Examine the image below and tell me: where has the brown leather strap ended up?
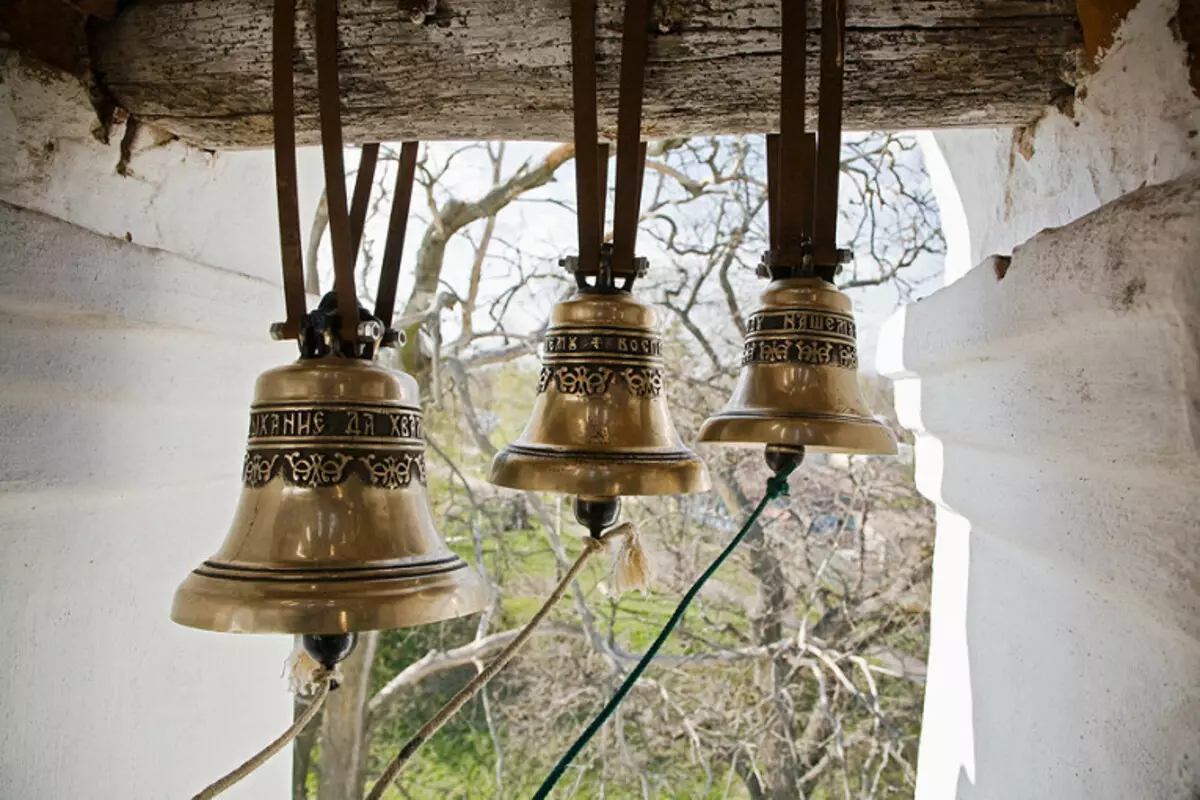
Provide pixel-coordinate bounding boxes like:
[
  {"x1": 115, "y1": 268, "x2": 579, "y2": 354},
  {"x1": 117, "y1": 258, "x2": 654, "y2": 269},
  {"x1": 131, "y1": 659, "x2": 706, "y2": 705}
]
[
  {"x1": 634, "y1": 140, "x2": 647, "y2": 217},
  {"x1": 272, "y1": 0, "x2": 306, "y2": 339},
  {"x1": 570, "y1": 0, "x2": 601, "y2": 275},
  {"x1": 314, "y1": 0, "x2": 358, "y2": 343},
  {"x1": 799, "y1": 131, "x2": 816, "y2": 238},
  {"x1": 374, "y1": 141, "x2": 420, "y2": 329},
  {"x1": 813, "y1": 0, "x2": 847, "y2": 267},
  {"x1": 349, "y1": 143, "x2": 381, "y2": 260},
  {"x1": 766, "y1": 133, "x2": 780, "y2": 251},
  {"x1": 610, "y1": 0, "x2": 651, "y2": 276},
  {"x1": 597, "y1": 143, "x2": 610, "y2": 235},
  {"x1": 776, "y1": 0, "x2": 807, "y2": 259}
]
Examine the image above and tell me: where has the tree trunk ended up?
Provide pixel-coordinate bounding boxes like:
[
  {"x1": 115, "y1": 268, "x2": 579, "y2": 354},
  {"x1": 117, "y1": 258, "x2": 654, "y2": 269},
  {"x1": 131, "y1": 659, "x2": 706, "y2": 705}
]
[
  {"x1": 292, "y1": 692, "x2": 324, "y2": 800},
  {"x1": 317, "y1": 632, "x2": 380, "y2": 800}
]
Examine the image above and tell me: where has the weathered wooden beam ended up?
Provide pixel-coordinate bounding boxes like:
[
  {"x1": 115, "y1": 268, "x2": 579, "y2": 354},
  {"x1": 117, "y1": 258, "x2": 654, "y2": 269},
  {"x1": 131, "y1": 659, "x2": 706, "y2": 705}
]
[{"x1": 90, "y1": 0, "x2": 1080, "y2": 148}]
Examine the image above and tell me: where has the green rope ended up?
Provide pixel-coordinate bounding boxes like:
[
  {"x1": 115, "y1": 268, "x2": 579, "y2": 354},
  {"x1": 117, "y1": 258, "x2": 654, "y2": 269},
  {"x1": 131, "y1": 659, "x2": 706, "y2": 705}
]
[{"x1": 532, "y1": 464, "x2": 797, "y2": 799}]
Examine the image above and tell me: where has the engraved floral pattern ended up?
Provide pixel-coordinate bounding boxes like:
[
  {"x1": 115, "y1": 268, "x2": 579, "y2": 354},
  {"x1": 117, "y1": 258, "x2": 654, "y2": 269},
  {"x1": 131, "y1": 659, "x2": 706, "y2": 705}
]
[
  {"x1": 243, "y1": 453, "x2": 279, "y2": 487},
  {"x1": 241, "y1": 449, "x2": 427, "y2": 488},
  {"x1": 622, "y1": 367, "x2": 664, "y2": 397},
  {"x1": 359, "y1": 453, "x2": 427, "y2": 489},
  {"x1": 537, "y1": 365, "x2": 665, "y2": 397},
  {"x1": 742, "y1": 338, "x2": 858, "y2": 369},
  {"x1": 283, "y1": 452, "x2": 352, "y2": 488}
]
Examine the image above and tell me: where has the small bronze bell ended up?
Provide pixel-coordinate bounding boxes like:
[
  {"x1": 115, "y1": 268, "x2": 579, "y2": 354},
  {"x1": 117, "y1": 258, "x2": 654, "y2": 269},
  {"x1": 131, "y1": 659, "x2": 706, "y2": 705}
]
[
  {"x1": 699, "y1": 275, "x2": 897, "y2": 455},
  {"x1": 172, "y1": 313, "x2": 488, "y2": 635},
  {"x1": 490, "y1": 265, "x2": 709, "y2": 499}
]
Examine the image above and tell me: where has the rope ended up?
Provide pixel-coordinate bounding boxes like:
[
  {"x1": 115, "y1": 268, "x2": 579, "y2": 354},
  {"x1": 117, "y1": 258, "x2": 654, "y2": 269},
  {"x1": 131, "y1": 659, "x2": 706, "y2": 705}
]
[
  {"x1": 532, "y1": 465, "x2": 798, "y2": 799},
  {"x1": 191, "y1": 671, "x2": 335, "y2": 800},
  {"x1": 365, "y1": 524, "x2": 635, "y2": 800}
]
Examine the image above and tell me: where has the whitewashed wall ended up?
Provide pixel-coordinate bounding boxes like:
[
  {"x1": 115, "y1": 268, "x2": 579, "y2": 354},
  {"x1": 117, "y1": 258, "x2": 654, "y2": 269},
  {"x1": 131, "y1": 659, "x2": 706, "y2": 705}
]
[
  {"x1": 930, "y1": 0, "x2": 1200, "y2": 272},
  {"x1": 885, "y1": 1, "x2": 1200, "y2": 797},
  {"x1": 0, "y1": 51, "x2": 322, "y2": 798}
]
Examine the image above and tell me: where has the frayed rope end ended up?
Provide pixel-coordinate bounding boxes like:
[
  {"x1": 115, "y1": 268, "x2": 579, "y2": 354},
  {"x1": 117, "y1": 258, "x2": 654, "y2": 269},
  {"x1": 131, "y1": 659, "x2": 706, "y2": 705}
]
[
  {"x1": 284, "y1": 641, "x2": 343, "y2": 696},
  {"x1": 606, "y1": 522, "x2": 654, "y2": 594}
]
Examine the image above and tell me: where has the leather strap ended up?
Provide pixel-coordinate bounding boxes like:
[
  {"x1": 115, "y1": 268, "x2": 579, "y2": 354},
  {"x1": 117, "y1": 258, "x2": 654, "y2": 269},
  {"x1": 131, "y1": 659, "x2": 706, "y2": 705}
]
[
  {"x1": 776, "y1": 0, "x2": 808, "y2": 259},
  {"x1": 314, "y1": 0, "x2": 359, "y2": 343},
  {"x1": 597, "y1": 142, "x2": 610, "y2": 235},
  {"x1": 766, "y1": 133, "x2": 780, "y2": 251},
  {"x1": 570, "y1": 0, "x2": 601, "y2": 275},
  {"x1": 610, "y1": 0, "x2": 650, "y2": 277},
  {"x1": 374, "y1": 142, "x2": 420, "y2": 329},
  {"x1": 349, "y1": 143, "x2": 381, "y2": 259},
  {"x1": 813, "y1": 0, "x2": 847, "y2": 268},
  {"x1": 272, "y1": 0, "x2": 306, "y2": 339}
]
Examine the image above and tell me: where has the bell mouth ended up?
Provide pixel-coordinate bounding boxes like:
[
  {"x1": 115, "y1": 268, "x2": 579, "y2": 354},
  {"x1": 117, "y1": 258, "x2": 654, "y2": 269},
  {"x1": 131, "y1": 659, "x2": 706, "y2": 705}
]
[
  {"x1": 698, "y1": 411, "x2": 898, "y2": 456},
  {"x1": 170, "y1": 555, "x2": 489, "y2": 634},
  {"x1": 489, "y1": 445, "x2": 710, "y2": 497}
]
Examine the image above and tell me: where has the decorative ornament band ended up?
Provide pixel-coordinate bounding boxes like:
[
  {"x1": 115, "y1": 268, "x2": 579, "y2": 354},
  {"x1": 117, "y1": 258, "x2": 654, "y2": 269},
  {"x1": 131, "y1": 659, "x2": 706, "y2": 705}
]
[
  {"x1": 537, "y1": 364, "x2": 664, "y2": 397},
  {"x1": 745, "y1": 308, "x2": 857, "y2": 342},
  {"x1": 742, "y1": 337, "x2": 858, "y2": 369},
  {"x1": 248, "y1": 403, "x2": 423, "y2": 443},
  {"x1": 243, "y1": 449, "x2": 427, "y2": 489},
  {"x1": 542, "y1": 330, "x2": 663, "y2": 360}
]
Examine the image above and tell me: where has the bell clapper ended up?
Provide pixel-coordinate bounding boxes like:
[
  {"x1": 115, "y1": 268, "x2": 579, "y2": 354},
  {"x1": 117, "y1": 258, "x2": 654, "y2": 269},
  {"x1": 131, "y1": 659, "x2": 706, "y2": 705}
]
[
  {"x1": 302, "y1": 633, "x2": 358, "y2": 674},
  {"x1": 573, "y1": 495, "x2": 621, "y2": 539},
  {"x1": 764, "y1": 444, "x2": 806, "y2": 477}
]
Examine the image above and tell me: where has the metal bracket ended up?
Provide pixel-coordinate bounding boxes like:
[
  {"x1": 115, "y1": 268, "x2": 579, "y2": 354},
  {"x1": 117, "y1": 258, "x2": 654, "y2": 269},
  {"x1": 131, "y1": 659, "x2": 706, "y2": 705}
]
[
  {"x1": 562, "y1": 244, "x2": 649, "y2": 293},
  {"x1": 271, "y1": 292, "x2": 405, "y2": 360}
]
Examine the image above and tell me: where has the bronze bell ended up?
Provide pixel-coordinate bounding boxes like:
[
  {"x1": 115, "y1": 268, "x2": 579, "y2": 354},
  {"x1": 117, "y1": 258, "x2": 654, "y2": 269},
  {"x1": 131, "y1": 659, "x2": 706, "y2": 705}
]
[
  {"x1": 699, "y1": 276, "x2": 897, "y2": 455},
  {"x1": 490, "y1": 276, "x2": 710, "y2": 499},
  {"x1": 172, "y1": 348, "x2": 488, "y2": 635}
]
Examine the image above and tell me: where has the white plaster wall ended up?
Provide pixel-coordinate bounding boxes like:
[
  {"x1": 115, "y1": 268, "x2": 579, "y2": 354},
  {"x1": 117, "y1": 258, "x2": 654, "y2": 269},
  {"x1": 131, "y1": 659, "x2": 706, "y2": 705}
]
[
  {"x1": 881, "y1": 172, "x2": 1200, "y2": 799},
  {"x1": 886, "y1": 4, "x2": 1200, "y2": 797},
  {"x1": 931, "y1": 0, "x2": 1200, "y2": 267},
  {"x1": 0, "y1": 52, "x2": 323, "y2": 798}
]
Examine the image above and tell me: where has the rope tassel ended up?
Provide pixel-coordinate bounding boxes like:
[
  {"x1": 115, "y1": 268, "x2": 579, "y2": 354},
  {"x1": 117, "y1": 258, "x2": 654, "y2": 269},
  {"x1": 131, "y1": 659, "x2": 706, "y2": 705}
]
[{"x1": 609, "y1": 522, "x2": 653, "y2": 594}]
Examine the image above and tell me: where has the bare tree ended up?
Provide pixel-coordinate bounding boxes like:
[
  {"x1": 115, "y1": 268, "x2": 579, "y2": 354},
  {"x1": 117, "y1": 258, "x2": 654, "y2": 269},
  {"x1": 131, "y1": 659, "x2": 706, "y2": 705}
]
[{"x1": 297, "y1": 133, "x2": 941, "y2": 800}]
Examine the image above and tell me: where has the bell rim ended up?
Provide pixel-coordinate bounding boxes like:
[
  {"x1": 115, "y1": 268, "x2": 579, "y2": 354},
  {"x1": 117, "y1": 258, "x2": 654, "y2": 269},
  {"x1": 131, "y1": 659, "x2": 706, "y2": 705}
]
[
  {"x1": 697, "y1": 411, "x2": 899, "y2": 455},
  {"x1": 489, "y1": 444, "x2": 711, "y2": 496},
  {"x1": 170, "y1": 558, "x2": 489, "y2": 634}
]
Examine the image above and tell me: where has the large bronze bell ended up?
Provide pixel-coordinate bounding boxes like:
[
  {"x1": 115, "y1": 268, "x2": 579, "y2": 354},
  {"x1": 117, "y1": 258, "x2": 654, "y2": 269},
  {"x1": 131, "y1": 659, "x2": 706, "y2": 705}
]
[
  {"x1": 490, "y1": 276, "x2": 710, "y2": 499},
  {"x1": 699, "y1": 276, "x2": 897, "y2": 455},
  {"x1": 172, "y1": 346, "x2": 488, "y2": 635}
]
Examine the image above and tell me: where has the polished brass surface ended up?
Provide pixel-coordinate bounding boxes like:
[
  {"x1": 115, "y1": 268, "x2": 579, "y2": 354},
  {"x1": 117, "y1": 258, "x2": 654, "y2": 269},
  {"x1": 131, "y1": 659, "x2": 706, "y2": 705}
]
[
  {"x1": 490, "y1": 290, "x2": 710, "y2": 497},
  {"x1": 699, "y1": 277, "x2": 898, "y2": 455},
  {"x1": 172, "y1": 355, "x2": 488, "y2": 634}
]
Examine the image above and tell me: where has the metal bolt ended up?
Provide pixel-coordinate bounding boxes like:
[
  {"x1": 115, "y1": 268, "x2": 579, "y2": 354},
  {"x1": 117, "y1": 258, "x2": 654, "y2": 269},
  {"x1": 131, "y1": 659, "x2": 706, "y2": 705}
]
[
  {"x1": 358, "y1": 319, "x2": 385, "y2": 342},
  {"x1": 269, "y1": 322, "x2": 288, "y2": 341}
]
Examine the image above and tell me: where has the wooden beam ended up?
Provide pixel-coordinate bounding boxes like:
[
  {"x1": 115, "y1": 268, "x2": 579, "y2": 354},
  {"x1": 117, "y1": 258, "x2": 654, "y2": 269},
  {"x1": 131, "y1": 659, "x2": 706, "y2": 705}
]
[{"x1": 90, "y1": 0, "x2": 1080, "y2": 149}]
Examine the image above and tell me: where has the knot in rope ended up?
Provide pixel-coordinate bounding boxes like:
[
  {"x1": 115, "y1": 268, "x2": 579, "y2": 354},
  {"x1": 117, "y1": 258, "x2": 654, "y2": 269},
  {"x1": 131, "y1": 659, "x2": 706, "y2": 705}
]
[{"x1": 766, "y1": 472, "x2": 792, "y2": 499}]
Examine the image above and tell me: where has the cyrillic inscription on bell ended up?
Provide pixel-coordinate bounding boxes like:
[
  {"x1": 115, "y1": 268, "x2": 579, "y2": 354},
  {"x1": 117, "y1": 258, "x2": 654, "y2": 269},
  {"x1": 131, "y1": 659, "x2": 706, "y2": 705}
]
[
  {"x1": 490, "y1": 289, "x2": 709, "y2": 498},
  {"x1": 699, "y1": 276, "x2": 898, "y2": 455},
  {"x1": 172, "y1": 356, "x2": 487, "y2": 635}
]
